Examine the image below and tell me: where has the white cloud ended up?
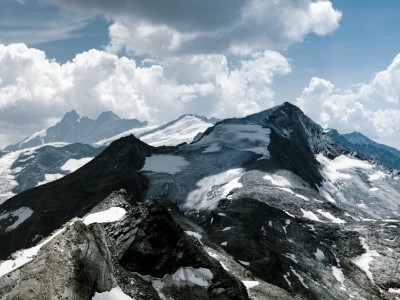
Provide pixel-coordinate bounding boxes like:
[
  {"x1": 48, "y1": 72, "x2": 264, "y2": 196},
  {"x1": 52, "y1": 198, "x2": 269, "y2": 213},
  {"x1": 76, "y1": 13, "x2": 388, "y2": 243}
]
[
  {"x1": 0, "y1": 43, "x2": 290, "y2": 147},
  {"x1": 46, "y1": 0, "x2": 341, "y2": 57},
  {"x1": 296, "y1": 54, "x2": 400, "y2": 148}
]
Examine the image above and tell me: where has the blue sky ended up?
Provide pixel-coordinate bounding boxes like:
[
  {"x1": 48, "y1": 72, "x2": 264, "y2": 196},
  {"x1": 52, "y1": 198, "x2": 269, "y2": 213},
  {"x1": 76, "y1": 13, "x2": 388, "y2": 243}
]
[{"x1": 0, "y1": 0, "x2": 399, "y2": 148}]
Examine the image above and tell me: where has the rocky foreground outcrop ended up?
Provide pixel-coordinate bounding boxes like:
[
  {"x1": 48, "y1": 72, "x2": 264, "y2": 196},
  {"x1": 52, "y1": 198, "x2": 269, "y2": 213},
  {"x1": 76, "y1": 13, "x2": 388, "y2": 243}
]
[{"x1": 0, "y1": 191, "x2": 250, "y2": 299}]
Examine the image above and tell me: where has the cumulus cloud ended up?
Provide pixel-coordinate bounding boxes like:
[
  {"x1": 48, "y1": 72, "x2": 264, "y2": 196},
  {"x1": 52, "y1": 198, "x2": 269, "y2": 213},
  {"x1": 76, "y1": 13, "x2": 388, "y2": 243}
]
[
  {"x1": 0, "y1": 43, "x2": 290, "y2": 147},
  {"x1": 46, "y1": 0, "x2": 342, "y2": 57},
  {"x1": 296, "y1": 54, "x2": 400, "y2": 148}
]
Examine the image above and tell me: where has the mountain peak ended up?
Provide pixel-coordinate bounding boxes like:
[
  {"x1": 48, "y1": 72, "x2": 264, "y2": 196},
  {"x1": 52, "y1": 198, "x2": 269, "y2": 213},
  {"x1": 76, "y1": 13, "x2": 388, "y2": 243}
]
[
  {"x1": 96, "y1": 111, "x2": 121, "y2": 122},
  {"x1": 61, "y1": 110, "x2": 80, "y2": 122}
]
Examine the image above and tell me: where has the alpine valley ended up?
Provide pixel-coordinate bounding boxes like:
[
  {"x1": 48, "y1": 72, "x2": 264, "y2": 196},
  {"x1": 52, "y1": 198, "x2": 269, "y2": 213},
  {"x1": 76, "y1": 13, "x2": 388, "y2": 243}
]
[{"x1": 0, "y1": 102, "x2": 399, "y2": 300}]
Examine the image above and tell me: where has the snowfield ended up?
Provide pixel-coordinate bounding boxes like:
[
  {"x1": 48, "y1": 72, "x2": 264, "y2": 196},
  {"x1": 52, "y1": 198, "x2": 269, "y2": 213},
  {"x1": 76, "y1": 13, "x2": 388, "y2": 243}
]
[
  {"x1": 139, "y1": 115, "x2": 213, "y2": 147},
  {"x1": 61, "y1": 157, "x2": 94, "y2": 173},
  {"x1": 141, "y1": 155, "x2": 189, "y2": 175},
  {"x1": 83, "y1": 207, "x2": 127, "y2": 225},
  {"x1": 192, "y1": 124, "x2": 270, "y2": 159},
  {"x1": 184, "y1": 168, "x2": 244, "y2": 210}
]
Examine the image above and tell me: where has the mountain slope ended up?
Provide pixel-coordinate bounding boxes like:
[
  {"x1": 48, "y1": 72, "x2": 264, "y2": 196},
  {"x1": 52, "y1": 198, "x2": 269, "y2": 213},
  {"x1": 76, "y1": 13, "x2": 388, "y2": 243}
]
[
  {"x1": 0, "y1": 143, "x2": 104, "y2": 204},
  {"x1": 0, "y1": 135, "x2": 154, "y2": 260},
  {"x1": 5, "y1": 110, "x2": 147, "y2": 151},
  {"x1": 95, "y1": 113, "x2": 216, "y2": 147},
  {"x1": 329, "y1": 129, "x2": 400, "y2": 170},
  {"x1": 1, "y1": 102, "x2": 400, "y2": 299},
  {"x1": 142, "y1": 102, "x2": 400, "y2": 299}
]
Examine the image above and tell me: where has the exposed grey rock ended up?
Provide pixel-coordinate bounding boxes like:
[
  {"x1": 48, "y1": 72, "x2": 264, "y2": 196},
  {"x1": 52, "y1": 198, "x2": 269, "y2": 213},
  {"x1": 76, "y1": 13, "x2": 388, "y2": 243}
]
[
  {"x1": 0, "y1": 221, "x2": 115, "y2": 299},
  {"x1": 103, "y1": 200, "x2": 249, "y2": 300}
]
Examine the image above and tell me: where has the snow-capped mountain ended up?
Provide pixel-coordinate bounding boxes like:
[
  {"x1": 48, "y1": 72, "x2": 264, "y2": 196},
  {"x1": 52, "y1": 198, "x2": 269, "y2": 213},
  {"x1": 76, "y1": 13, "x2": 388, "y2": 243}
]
[
  {"x1": 0, "y1": 112, "x2": 216, "y2": 205},
  {"x1": 329, "y1": 129, "x2": 400, "y2": 170},
  {"x1": 95, "y1": 113, "x2": 217, "y2": 147},
  {"x1": 1, "y1": 103, "x2": 400, "y2": 299},
  {"x1": 0, "y1": 143, "x2": 104, "y2": 204},
  {"x1": 4, "y1": 110, "x2": 147, "y2": 151}
]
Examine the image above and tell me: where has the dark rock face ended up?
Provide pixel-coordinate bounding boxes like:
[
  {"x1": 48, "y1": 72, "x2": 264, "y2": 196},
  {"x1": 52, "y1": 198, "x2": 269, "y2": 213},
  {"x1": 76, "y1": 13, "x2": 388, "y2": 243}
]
[
  {"x1": 5, "y1": 110, "x2": 147, "y2": 151},
  {"x1": 105, "y1": 200, "x2": 249, "y2": 300},
  {"x1": 0, "y1": 135, "x2": 153, "y2": 260},
  {"x1": 118, "y1": 201, "x2": 209, "y2": 277}
]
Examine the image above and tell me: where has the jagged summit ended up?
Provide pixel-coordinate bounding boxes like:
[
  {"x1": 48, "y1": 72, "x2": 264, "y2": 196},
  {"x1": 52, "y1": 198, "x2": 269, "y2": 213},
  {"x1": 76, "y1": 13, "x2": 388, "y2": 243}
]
[
  {"x1": 96, "y1": 111, "x2": 121, "y2": 122},
  {"x1": 61, "y1": 109, "x2": 80, "y2": 122},
  {"x1": 5, "y1": 110, "x2": 148, "y2": 151}
]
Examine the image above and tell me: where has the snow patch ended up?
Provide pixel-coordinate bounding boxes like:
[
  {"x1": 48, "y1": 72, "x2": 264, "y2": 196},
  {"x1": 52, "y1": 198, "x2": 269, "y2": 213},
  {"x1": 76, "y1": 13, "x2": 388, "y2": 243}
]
[
  {"x1": 315, "y1": 248, "x2": 325, "y2": 262},
  {"x1": 83, "y1": 207, "x2": 127, "y2": 225},
  {"x1": 332, "y1": 266, "x2": 345, "y2": 286},
  {"x1": 389, "y1": 288, "x2": 400, "y2": 294},
  {"x1": 221, "y1": 241, "x2": 228, "y2": 246},
  {"x1": 141, "y1": 155, "x2": 189, "y2": 175},
  {"x1": 0, "y1": 226, "x2": 65, "y2": 277},
  {"x1": 317, "y1": 210, "x2": 346, "y2": 224},
  {"x1": 185, "y1": 231, "x2": 203, "y2": 244},
  {"x1": 276, "y1": 187, "x2": 309, "y2": 201},
  {"x1": 368, "y1": 171, "x2": 386, "y2": 181},
  {"x1": 61, "y1": 157, "x2": 93, "y2": 173},
  {"x1": 352, "y1": 237, "x2": 381, "y2": 284},
  {"x1": 222, "y1": 227, "x2": 232, "y2": 231},
  {"x1": 150, "y1": 267, "x2": 213, "y2": 299},
  {"x1": 317, "y1": 154, "x2": 374, "y2": 203},
  {"x1": 184, "y1": 168, "x2": 244, "y2": 210},
  {"x1": 284, "y1": 253, "x2": 298, "y2": 264},
  {"x1": 290, "y1": 267, "x2": 308, "y2": 288},
  {"x1": 301, "y1": 209, "x2": 320, "y2": 222},
  {"x1": 0, "y1": 151, "x2": 22, "y2": 204},
  {"x1": 92, "y1": 286, "x2": 133, "y2": 300},
  {"x1": 37, "y1": 173, "x2": 64, "y2": 186},
  {"x1": 238, "y1": 260, "x2": 250, "y2": 266},
  {"x1": 242, "y1": 281, "x2": 259, "y2": 289},
  {"x1": 263, "y1": 174, "x2": 291, "y2": 187}
]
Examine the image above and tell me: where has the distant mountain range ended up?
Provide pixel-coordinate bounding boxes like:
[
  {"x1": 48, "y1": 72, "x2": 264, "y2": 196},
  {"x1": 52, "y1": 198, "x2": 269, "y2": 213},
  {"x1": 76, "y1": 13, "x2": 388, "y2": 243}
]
[
  {"x1": 4, "y1": 110, "x2": 147, "y2": 151},
  {"x1": 328, "y1": 129, "x2": 400, "y2": 170}
]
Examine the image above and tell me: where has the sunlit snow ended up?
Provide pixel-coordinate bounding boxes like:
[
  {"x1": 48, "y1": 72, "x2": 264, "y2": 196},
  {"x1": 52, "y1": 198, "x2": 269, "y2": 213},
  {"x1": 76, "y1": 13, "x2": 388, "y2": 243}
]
[
  {"x1": 140, "y1": 115, "x2": 213, "y2": 147},
  {"x1": 184, "y1": 168, "x2": 244, "y2": 210},
  {"x1": 301, "y1": 209, "x2": 320, "y2": 222},
  {"x1": 263, "y1": 174, "x2": 291, "y2": 187},
  {"x1": 0, "y1": 226, "x2": 65, "y2": 277},
  {"x1": 61, "y1": 157, "x2": 94, "y2": 173},
  {"x1": 352, "y1": 237, "x2": 381, "y2": 284},
  {"x1": 242, "y1": 280, "x2": 259, "y2": 289},
  {"x1": 185, "y1": 230, "x2": 203, "y2": 244},
  {"x1": 317, "y1": 210, "x2": 346, "y2": 224},
  {"x1": 92, "y1": 286, "x2": 133, "y2": 300},
  {"x1": 37, "y1": 173, "x2": 64, "y2": 186},
  {"x1": 83, "y1": 207, "x2": 127, "y2": 225}
]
